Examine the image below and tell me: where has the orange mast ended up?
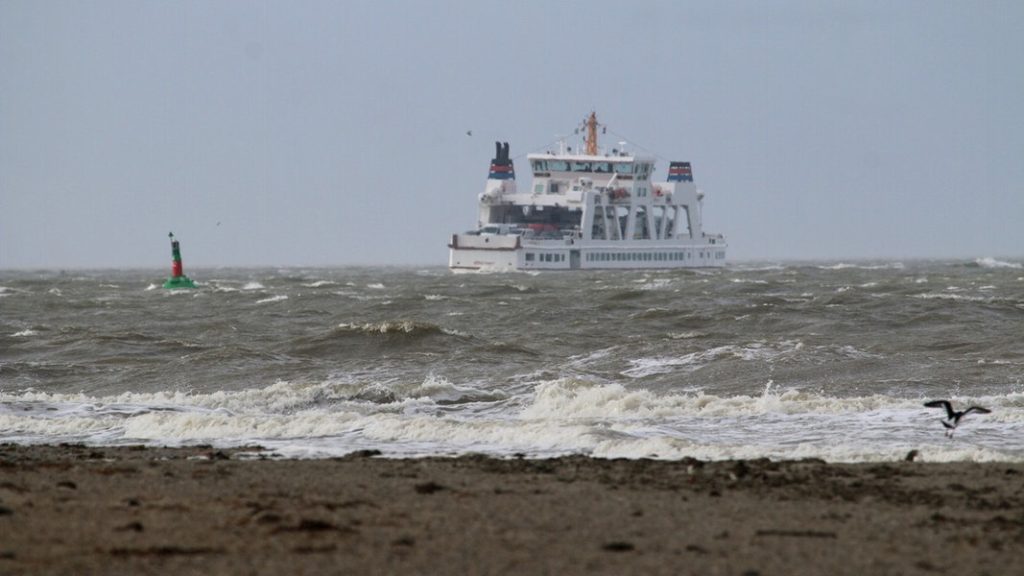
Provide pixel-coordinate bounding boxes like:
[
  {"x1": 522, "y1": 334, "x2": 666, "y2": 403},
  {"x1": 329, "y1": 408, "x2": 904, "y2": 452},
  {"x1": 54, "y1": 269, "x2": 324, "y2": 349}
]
[{"x1": 584, "y1": 112, "x2": 599, "y2": 156}]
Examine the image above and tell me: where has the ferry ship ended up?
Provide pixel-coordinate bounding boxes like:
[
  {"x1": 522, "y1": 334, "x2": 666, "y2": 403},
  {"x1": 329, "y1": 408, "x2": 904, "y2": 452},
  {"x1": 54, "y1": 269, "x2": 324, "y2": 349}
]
[{"x1": 448, "y1": 113, "x2": 727, "y2": 271}]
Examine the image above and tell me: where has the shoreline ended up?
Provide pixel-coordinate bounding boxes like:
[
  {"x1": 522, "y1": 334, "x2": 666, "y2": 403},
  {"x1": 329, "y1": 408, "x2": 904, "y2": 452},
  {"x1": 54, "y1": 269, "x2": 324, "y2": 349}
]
[{"x1": 2, "y1": 444, "x2": 1023, "y2": 575}]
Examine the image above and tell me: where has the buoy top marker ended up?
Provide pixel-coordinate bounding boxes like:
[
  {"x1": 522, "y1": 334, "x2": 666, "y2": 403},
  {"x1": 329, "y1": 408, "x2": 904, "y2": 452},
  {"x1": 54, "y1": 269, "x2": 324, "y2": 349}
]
[{"x1": 162, "y1": 231, "x2": 197, "y2": 289}]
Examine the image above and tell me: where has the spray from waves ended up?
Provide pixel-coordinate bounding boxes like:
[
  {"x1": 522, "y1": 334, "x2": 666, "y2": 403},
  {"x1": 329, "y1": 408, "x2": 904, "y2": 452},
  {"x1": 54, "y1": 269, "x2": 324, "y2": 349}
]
[
  {"x1": 347, "y1": 373, "x2": 508, "y2": 406},
  {"x1": 913, "y1": 292, "x2": 989, "y2": 303},
  {"x1": 1, "y1": 374, "x2": 502, "y2": 412},
  {"x1": 518, "y1": 378, "x2": 907, "y2": 420},
  {"x1": 622, "y1": 341, "x2": 807, "y2": 378},
  {"x1": 287, "y1": 321, "x2": 472, "y2": 359},
  {"x1": 509, "y1": 380, "x2": 1024, "y2": 462},
  {"x1": 255, "y1": 294, "x2": 288, "y2": 305},
  {"x1": 973, "y1": 257, "x2": 1022, "y2": 269},
  {"x1": 354, "y1": 379, "x2": 1024, "y2": 462},
  {"x1": 515, "y1": 379, "x2": 1021, "y2": 422},
  {"x1": 0, "y1": 375, "x2": 508, "y2": 444},
  {"x1": 2, "y1": 377, "x2": 1023, "y2": 461},
  {"x1": 336, "y1": 321, "x2": 468, "y2": 338},
  {"x1": 634, "y1": 278, "x2": 674, "y2": 291},
  {"x1": 0, "y1": 402, "x2": 365, "y2": 445},
  {"x1": 817, "y1": 262, "x2": 906, "y2": 271},
  {"x1": 465, "y1": 282, "x2": 540, "y2": 297}
]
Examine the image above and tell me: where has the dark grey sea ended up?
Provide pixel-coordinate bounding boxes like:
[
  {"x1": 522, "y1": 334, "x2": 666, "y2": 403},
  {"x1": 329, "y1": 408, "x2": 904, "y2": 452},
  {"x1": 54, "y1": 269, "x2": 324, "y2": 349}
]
[{"x1": 2, "y1": 259, "x2": 1022, "y2": 461}]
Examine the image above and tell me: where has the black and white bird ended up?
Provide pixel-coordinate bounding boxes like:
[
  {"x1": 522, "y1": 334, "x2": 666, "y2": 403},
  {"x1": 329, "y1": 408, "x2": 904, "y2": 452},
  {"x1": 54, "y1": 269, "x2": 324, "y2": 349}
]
[{"x1": 924, "y1": 400, "x2": 991, "y2": 438}]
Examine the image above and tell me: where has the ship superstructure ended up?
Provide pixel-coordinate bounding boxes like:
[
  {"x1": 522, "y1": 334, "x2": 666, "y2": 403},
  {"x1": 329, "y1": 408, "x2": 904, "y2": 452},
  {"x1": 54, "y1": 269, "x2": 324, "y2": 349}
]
[{"x1": 448, "y1": 113, "x2": 727, "y2": 271}]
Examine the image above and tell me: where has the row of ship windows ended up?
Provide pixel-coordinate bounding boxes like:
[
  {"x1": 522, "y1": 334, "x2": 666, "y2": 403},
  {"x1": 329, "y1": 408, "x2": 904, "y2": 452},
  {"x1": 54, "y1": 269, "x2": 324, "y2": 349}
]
[
  {"x1": 530, "y1": 160, "x2": 653, "y2": 176},
  {"x1": 534, "y1": 184, "x2": 655, "y2": 196},
  {"x1": 524, "y1": 253, "x2": 565, "y2": 263},
  {"x1": 525, "y1": 251, "x2": 726, "y2": 263},
  {"x1": 587, "y1": 251, "x2": 726, "y2": 262}
]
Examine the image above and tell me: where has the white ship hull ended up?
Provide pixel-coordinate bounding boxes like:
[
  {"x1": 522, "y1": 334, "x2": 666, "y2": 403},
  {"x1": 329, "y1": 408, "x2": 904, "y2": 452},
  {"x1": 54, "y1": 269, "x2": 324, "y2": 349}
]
[{"x1": 449, "y1": 236, "x2": 726, "y2": 272}]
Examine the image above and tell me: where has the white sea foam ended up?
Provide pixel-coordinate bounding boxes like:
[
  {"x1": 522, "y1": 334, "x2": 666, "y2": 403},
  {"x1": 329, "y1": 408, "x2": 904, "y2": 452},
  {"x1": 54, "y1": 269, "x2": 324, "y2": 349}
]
[
  {"x1": 913, "y1": 293, "x2": 987, "y2": 303},
  {"x1": 119, "y1": 410, "x2": 363, "y2": 442},
  {"x1": 403, "y1": 374, "x2": 506, "y2": 404},
  {"x1": 3, "y1": 380, "x2": 1023, "y2": 463},
  {"x1": 818, "y1": 262, "x2": 905, "y2": 271},
  {"x1": 975, "y1": 257, "x2": 1022, "y2": 269},
  {"x1": 11, "y1": 329, "x2": 37, "y2": 337},
  {"x1": 255, "y1": 294, "x2": 288, "y2": 304},
  {"x1": 303, "y1": 280, "x2": 337, "y2": 287},
  {"x1": 332, "y1": 290, "x2": 387, "y2": 301},
  {"x1": 566, "y1": 347, "x2": 618, "y2": 368},
  {"x1": 636, "y1": 278, "x2": 673, "y2": 290},
  {"x1": 242, "y1": 282, "x2": 265, "y2": 290},
  {"x1": 733, "y1": 264, "x2": 785, "y2": 272},
  {"x1": 667, "y1": 331, "x2": 705, "y2": 340},
  {"x1": 527, "y1": 380, "x2": 901, "y2": 419},
  {"x1": 834, "y1": 344, "x2": 882, "y2": 359},
  {"x1": 623, "y1": 352, "x2": 712, "y2": 378},
  {"x1": 623, "y1": 341, "x2": 804, "y2": 378},
  {"x1": 336, "y1": 321, "x2": 446, "y2": 335}
]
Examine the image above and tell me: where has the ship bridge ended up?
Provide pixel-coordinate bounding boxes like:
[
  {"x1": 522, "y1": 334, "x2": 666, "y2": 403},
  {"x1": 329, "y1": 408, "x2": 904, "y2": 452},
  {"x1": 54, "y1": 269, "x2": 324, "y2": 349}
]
[{"x1": 526, "y1": 153, "x2": 654, "y2": 196}]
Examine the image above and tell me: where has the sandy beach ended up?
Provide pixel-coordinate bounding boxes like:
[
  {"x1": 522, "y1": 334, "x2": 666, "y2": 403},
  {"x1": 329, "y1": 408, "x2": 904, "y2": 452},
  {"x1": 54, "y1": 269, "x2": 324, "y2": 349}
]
[{"x1": 1, "y1": 444, "x2": 1023, "y2": 575}]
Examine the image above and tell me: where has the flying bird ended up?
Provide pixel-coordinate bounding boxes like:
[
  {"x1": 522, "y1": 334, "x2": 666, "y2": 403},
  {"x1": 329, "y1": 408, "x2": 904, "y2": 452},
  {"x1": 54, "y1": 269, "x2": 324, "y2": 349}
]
[
  {"x1": 924, "y1": 400, "x2": 991, "y2": 438},
  {"x1": 466, "y1": 130, "x2": 473, "y2": 137}
]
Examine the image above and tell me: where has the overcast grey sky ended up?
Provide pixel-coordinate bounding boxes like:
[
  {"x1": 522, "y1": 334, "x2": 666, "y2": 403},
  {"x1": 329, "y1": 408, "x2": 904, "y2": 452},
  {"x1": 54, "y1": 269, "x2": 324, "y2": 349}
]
[{"x1": 2, "y1": 0, "x2": 1022, "y2": 268}]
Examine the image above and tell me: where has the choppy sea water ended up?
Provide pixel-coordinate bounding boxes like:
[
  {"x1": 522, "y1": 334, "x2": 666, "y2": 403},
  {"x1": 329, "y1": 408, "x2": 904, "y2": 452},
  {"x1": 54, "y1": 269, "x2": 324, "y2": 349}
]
[{"x1": 2, "y1": 258, "x2": 1023, "y2": 462}]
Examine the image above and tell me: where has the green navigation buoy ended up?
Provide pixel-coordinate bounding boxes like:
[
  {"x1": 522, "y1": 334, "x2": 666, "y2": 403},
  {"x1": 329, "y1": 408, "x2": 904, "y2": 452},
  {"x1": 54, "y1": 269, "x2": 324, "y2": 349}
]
[{"x1": 162, "y1": 232, "x2": 197, "y2": 289}]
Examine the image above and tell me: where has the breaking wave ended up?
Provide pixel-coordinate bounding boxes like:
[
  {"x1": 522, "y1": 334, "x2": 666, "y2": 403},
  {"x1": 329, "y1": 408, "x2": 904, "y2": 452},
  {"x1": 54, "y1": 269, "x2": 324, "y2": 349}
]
[
  {"x1": 817, "y1": 262, "x2": 905, "y2": 271},
  {"x1": 335, "y1": 321, "x2": 463, "y2": 337},
  {"x1": 973, "y1": 257, "x2": 1022, "y2": 269},
  {"x1": 2, "y1": 379, "x2": 1022, "y2": 462}
]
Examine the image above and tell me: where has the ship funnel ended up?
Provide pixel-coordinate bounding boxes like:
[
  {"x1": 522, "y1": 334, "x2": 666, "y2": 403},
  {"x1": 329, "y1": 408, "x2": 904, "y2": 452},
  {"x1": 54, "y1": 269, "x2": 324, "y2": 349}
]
[
  {"x1": 487, "y1": 141, "x2": 515, "y2": 180},
  {"x1": 667, "y1": 161, "x2": 693, "y2": 182}
]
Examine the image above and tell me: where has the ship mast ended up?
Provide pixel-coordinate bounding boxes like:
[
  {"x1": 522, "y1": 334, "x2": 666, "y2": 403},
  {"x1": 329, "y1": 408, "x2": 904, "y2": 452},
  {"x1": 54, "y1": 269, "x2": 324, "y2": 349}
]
[{"x1": 584, "y1": 112, "x2": 599, "y2": 156}]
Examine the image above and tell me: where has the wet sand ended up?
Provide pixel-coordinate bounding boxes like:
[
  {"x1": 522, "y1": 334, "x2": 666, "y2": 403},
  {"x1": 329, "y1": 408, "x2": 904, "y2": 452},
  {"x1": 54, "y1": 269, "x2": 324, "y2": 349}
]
[{"x1": 2, "y1": 444, "x2": 1023, "y2": 575}]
